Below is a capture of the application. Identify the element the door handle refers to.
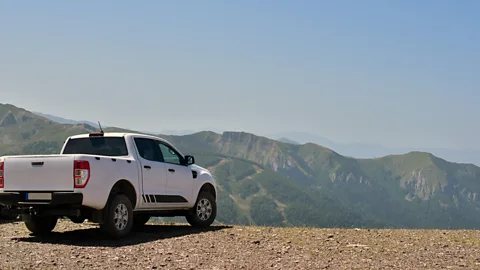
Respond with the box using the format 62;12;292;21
144;165;151;169
168;168;175;173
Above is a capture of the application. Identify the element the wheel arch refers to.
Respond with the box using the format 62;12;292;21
197;182;216;200
109;179;138;209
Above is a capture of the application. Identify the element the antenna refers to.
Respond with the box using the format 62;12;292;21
98;121;104;134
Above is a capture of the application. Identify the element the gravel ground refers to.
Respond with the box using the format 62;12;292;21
1;219;480;269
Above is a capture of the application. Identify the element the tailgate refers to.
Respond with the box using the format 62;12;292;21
3;155;75;191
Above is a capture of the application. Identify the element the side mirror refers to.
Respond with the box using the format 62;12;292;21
185;155;195;165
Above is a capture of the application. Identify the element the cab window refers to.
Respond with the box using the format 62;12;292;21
157;143;183;165
134;138;162;162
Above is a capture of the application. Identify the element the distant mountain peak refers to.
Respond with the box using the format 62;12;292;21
32;111;99;127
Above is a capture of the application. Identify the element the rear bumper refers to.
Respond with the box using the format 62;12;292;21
0;192;83;206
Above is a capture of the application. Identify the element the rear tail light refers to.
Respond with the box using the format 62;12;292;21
74;160;90;188
0;162;4;188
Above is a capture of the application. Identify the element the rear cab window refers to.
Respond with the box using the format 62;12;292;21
62;137;129;156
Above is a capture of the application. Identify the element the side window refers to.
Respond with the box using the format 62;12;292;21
157;143;183;165
134;138;163;162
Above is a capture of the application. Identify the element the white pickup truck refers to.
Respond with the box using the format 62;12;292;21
0;131;217;238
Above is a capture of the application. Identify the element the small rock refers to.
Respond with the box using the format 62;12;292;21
346;244;369;248
327;234;334;239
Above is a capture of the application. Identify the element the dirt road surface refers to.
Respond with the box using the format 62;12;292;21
1;219;480;269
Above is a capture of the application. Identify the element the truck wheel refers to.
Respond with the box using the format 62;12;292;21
100;194;133;239
186;191;216;228
2;214;19;221
0;206;19;221
24;215;58;236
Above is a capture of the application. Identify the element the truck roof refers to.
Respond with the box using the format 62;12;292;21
68;132;172;144
67;132;185;156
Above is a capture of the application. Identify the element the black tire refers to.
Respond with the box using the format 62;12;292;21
2;214;19;221
0;206;19;221
132;214;150;230
24;215;58;236
99;194;133;239
185;191;216;228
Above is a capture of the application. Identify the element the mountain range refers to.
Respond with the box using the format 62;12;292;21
267;132;480;167
32;110;480;167
32;111;218;136
2;103;480;229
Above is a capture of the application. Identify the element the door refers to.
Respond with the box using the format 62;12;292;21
155;141;194;205
133;137;167;208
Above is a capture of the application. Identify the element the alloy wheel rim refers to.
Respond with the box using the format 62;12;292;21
196;198;212;221
114;203;128;230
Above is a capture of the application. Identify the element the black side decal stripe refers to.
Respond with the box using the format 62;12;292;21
154;195;188;203
142;194;188;203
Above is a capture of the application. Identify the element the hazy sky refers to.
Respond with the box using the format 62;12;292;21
1;1;479;149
